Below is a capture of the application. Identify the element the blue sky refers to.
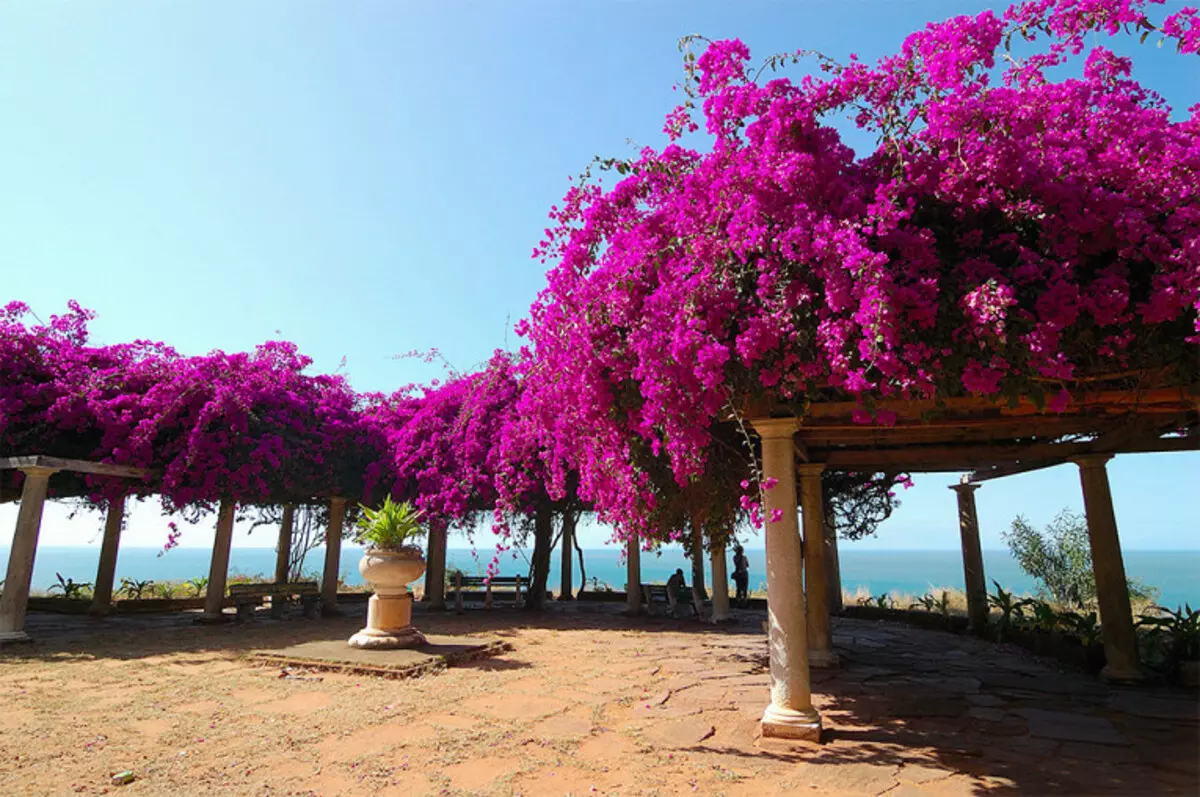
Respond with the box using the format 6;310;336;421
1;1;1196;552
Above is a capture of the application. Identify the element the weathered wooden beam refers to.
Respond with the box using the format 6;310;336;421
819;432;1198;472
795;386;1194;422
0;455;148;480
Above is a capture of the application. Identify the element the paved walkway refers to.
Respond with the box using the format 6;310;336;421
5;604;1198;795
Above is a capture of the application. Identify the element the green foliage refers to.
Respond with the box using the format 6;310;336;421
1023;598;1061;631
909;591;950;616
867;593;893;609
1058;609;1102;647
49;572;91;599
1003;510;1095;608
988;581;1026;638
186;577;209;597
1003;509;1159;608
118;578;155;600
354;497;425;551
152;582;177;599
1138;604;1200;662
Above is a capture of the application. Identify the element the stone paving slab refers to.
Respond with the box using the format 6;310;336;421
249;635;510;679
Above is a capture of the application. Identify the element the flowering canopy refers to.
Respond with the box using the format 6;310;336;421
519;0;1200;536
0;301;379;512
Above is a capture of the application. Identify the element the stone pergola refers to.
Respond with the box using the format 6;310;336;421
0;455;148;644
0;454;355;640
748;383;1198;741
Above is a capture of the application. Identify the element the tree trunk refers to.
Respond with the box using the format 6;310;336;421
526;505;553;610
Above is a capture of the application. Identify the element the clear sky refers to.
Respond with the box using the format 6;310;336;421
1;1;1196;553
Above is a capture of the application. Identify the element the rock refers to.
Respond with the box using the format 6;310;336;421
1014;708;1129;746
642;717;715;748
794;761;900;795
1107;691;1200;721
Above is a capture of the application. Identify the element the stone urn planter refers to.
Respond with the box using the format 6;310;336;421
347;546;427;649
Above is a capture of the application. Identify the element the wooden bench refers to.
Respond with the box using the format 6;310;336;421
641;583;700;617
228;582;320;621
453;574;552;610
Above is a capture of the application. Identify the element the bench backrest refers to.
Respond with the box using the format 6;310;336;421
458;576;524;587
228;581;319;597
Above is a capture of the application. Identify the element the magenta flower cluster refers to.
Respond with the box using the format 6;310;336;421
2;0;1196;552
517;0;1199;537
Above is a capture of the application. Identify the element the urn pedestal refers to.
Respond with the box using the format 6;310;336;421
348;548;427;649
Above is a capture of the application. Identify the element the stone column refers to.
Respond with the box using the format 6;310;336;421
751;418;821;741
198;499;236;623
1071;454;1141;681
321;497;347;617
89;495;126;616
710;543;731;623
0;466;58;643
424;522;447;610
799;463;837;668
822;495;843;614
624;534;641;615
949;482;989;634
690;523;707;601
560;511;574;600
274;504;294;584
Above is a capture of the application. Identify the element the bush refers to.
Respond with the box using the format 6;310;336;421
1003;509;1159;608
1003;510;1094;608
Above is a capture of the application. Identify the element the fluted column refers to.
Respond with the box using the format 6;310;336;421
0;466;58;643
89;495;126;616
710;543;731;623
751;417;821;742
274;504;295;584
1071;454;1140;681
198;499;236;623
560;511;574;600
800;463;837;668
321;497;347;617
624;534;642;615
822;492;843;614
950;482;988;634
424;522;447;610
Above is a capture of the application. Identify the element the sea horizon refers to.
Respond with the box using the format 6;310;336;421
8;544;1198;609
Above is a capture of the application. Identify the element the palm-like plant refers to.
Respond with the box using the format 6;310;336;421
49;572;92;599
354;497;425;551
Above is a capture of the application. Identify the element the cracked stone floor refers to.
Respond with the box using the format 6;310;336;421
1;603;1196;795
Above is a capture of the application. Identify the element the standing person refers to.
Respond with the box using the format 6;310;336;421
732;544;750;607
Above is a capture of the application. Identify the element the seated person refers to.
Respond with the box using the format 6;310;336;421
665;568;694;615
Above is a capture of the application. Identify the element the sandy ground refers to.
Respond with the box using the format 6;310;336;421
1;604;1196;796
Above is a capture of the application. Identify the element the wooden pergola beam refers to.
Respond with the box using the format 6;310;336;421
817;431;1198;472
0;455;148;480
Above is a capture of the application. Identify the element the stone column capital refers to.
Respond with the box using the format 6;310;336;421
330;495;347;508
948;482;980;494
18;466;59;480
797;463;826;478
1070;453;1113;470
749;417;799;440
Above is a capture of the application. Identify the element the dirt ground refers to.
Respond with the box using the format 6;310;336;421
1;604;1196;796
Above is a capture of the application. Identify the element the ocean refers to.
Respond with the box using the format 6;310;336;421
7;544;1198;609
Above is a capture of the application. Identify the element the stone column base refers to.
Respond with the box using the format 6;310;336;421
0;630;32;646
809;649;841;668
348;594;425;649
1100;664;1143;683
348;625;426;649
761;703;823;742
194;612;232;625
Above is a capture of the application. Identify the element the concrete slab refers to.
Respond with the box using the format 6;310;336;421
249;635;510;679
